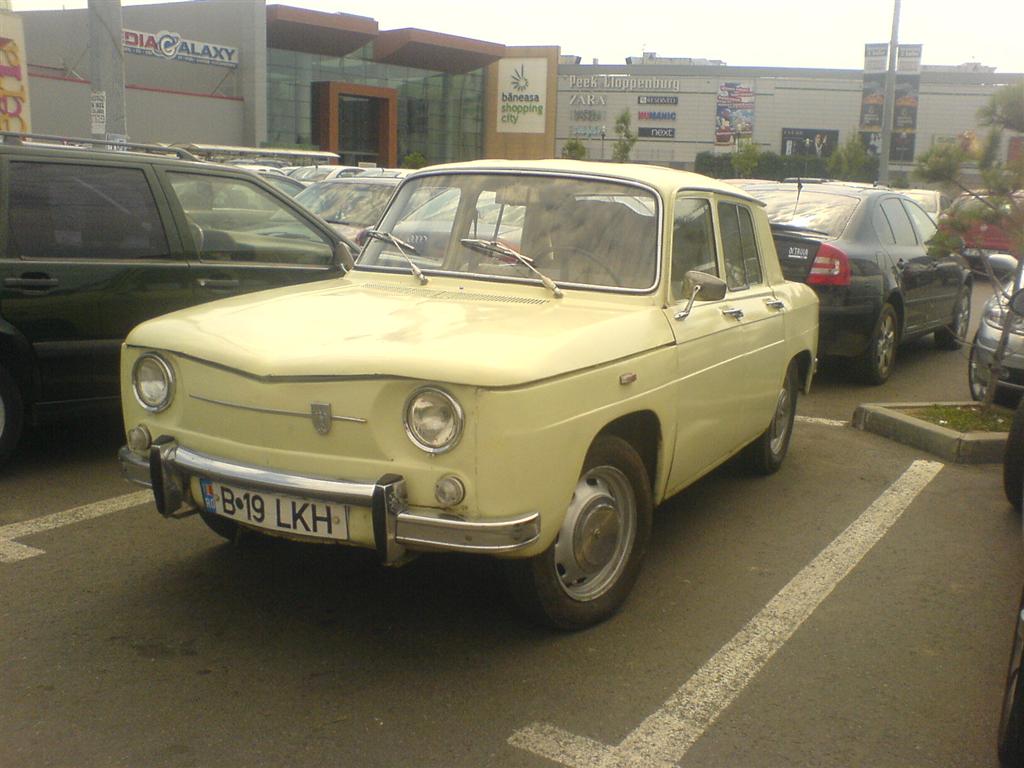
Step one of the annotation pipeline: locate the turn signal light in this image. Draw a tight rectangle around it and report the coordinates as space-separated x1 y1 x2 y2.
807 243 851 286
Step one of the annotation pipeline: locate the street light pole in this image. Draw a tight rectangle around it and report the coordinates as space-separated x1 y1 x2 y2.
878 0 900 185
600 125 606 160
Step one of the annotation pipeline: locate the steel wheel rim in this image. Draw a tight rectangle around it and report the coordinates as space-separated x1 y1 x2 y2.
554 465 637 602
876 314 896 375
954 293 970 339
969 347 988 400
769 381 793 455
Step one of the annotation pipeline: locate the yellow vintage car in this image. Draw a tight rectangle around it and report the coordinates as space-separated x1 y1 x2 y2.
119 160 818 629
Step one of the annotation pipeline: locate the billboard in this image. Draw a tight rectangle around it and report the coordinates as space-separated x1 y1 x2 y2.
781 128 839 158
715 81 754 146
0 12 31 132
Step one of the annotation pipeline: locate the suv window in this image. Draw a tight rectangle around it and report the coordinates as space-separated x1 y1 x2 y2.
718 201 763 290
671 196 717 301
8 162 168 260
167 172 333 266
880 198 917 247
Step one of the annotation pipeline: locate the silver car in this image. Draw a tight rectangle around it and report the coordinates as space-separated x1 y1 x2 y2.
969 257 1024 406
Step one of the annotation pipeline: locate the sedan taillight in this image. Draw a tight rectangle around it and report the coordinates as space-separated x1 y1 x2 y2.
807 243 851 286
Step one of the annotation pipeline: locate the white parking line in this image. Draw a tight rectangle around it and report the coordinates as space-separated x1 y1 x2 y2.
796 415 848 427
509 459 944 768
0 490 153 563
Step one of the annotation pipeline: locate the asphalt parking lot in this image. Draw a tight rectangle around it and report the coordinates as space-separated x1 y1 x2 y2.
1 285 1020 767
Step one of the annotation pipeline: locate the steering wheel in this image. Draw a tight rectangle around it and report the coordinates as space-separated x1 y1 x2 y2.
535 245 621 287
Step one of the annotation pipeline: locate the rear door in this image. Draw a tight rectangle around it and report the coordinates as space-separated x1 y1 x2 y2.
159 169 339 303
875 196 933 333
0 157 188 403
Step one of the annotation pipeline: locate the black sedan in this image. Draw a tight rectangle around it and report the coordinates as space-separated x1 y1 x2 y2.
740 181 972 383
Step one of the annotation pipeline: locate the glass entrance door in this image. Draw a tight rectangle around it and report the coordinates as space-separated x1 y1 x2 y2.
338 95 380 166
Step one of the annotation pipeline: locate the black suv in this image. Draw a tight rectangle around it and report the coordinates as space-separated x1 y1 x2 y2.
0 134 350 466
739 180 971 384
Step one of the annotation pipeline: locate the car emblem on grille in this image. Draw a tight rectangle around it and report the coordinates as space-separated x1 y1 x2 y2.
311 402 333 435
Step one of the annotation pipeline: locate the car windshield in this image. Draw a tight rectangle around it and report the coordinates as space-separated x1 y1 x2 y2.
754 188 860 238
296 181 398 227
357 173 660 291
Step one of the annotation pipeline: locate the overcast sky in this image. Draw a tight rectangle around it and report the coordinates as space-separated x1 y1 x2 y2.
11 0 1024 73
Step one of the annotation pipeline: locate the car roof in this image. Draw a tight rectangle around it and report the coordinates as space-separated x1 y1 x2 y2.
411 159 763 205
737 180 892 199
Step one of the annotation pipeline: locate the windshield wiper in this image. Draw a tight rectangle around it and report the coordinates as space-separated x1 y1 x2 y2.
364 229 427 285
460 238 563 299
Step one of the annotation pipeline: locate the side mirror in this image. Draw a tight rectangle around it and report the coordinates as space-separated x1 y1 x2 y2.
987 252 1018 283
674 270 728 320
333 240 355 272
1009 288 1024 317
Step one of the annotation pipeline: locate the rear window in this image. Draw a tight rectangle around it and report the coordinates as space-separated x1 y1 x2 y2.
754 189 860 238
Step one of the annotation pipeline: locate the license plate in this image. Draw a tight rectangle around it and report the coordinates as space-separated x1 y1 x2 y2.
199 478 350 541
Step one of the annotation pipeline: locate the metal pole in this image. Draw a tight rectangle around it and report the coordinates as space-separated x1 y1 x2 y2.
88 0 127 141
878 0 900 184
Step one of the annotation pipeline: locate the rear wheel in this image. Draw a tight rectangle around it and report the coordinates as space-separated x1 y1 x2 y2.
0 364 24 469
743 360 799 475
935 283 971 350
856 303 899 385
503 435 652 630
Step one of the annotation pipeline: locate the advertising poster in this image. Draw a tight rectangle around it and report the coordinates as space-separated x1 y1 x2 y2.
715 81 754 146
859 43 888 133
0 12 32 132
781 128 839 158
891 44 922 163
496 58 548 134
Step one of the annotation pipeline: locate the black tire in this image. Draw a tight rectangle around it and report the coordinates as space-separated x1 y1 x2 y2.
198 508 241 541
1004 398 1024 513
935 282 971 350
0 364 25 469
743 360 799 475
856 303 899 385
503 435 653 630
998 586 1024 767
968 332 988 403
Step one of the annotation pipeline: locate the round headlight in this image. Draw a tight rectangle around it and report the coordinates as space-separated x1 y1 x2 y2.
132 353 175 412
404 387 463 453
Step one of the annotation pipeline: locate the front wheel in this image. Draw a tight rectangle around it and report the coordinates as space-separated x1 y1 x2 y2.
503 435 652 630
856 303 899 385
743 360 799 475
935 283 971 350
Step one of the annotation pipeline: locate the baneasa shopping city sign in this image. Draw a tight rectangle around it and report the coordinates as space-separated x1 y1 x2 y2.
123 29 239 68
497 58 548 134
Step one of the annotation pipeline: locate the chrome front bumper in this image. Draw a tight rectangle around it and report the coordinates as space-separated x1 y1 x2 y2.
118 441 540 565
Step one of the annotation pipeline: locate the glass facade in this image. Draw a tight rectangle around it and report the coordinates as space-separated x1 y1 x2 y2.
267 45 485 165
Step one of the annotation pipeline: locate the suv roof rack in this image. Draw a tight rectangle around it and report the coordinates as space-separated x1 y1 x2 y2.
0 131 200 161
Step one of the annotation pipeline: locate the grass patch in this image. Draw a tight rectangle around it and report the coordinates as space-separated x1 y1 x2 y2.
905 403 1014 432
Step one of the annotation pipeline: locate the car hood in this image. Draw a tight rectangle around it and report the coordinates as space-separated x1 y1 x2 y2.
126 274 672 387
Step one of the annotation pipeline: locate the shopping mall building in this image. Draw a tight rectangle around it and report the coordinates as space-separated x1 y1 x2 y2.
16 1 1024 170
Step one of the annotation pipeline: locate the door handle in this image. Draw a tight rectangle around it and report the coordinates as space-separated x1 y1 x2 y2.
4 275 59 289
196 278 240 290
764 299 786 311
721 307 744 320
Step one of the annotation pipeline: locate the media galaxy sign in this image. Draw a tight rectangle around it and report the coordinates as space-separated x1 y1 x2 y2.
497 58 548 134
123 29 239 68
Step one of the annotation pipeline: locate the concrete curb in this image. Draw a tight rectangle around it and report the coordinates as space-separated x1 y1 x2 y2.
851 401 1008 464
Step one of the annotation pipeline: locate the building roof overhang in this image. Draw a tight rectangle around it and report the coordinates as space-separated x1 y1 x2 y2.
266 5 378 58
373 28 506 74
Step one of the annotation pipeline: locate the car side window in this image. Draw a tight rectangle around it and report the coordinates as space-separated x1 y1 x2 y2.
872 205 897 246
717 201 763 290
167 172 333 266
880 198 917 247
8 161 169 260
671 196 717 302
902 199 937 245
